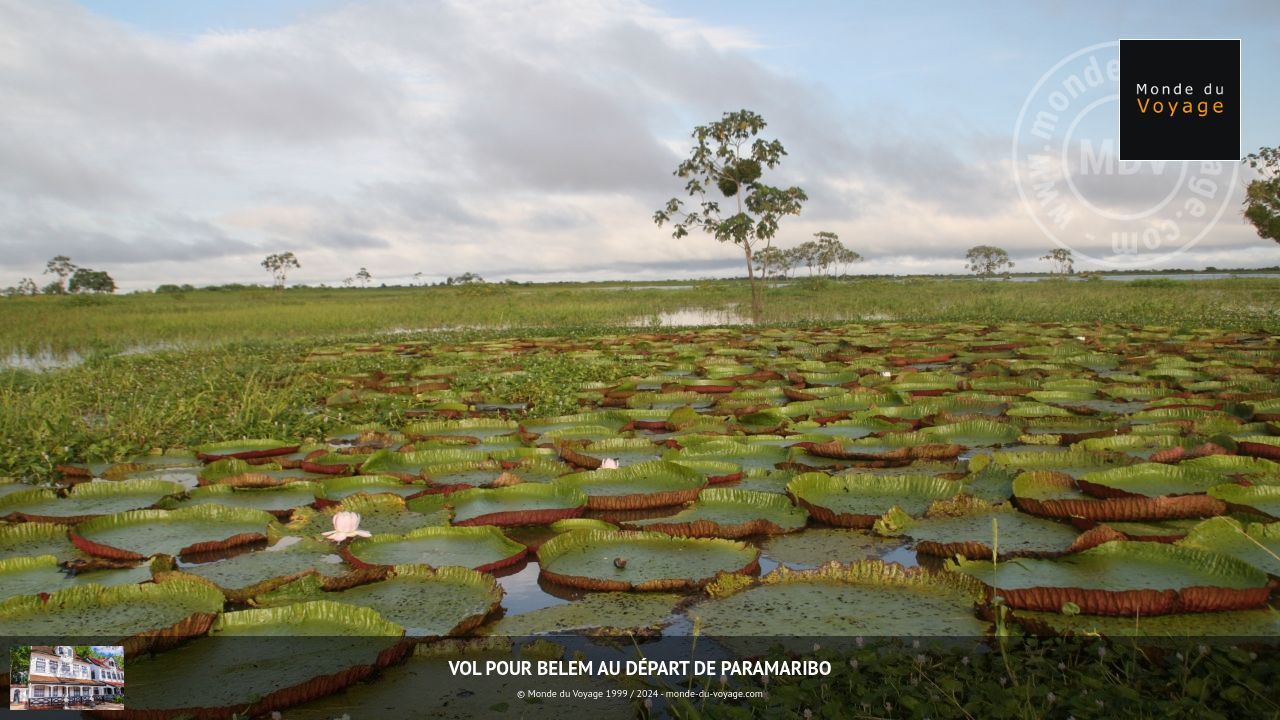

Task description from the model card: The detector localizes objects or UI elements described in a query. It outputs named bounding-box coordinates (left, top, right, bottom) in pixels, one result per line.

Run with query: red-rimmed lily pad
left=0, top=554, right=152, bottom=602
left=553, top=460, right=707, bottom=510
left=1077, top=463, right=1223, bottom=498
left=253, top=564, right=502, bottom=637
left=322, top=474, right=429, bottom=500
left=1013, top=470, right=1226, bottom=521
left=408, top=483, right=587, bottom=526
left=949, top=540, right=1272, bottom=615
left=786, top=472, right=962, bottom=528
left=343, top=526, right=527, bottom=573
left=71, top=505, right=280, bottom=561
left=119, top=600, right=406, bottom=718
left=619, top=488, right=808, bottom=538
left=195, top=439, right=301, bottom=462
left=0, top=575, right=224, bottom=652
left=876, top=501, right=1093, bottom=559
left=688, top=560, right=987, bottom=638
left=0, top=479, right=184, bottom=523
left=1176, top=516, right=1280, bottom=577
left=157, top=536, right=349, bottom=601
left=537, top=529, right=759, bottom=591
left=171, top=481, right=325, bottom=518
left=1209, top=483, right=1280, bottom=519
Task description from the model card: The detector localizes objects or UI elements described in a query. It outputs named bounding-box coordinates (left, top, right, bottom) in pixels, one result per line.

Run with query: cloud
left=0, top=0, right=1273, bottom=292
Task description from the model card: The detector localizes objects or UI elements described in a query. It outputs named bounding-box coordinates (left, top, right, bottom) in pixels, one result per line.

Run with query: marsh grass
left=2, top=278, right=1277, bottom=358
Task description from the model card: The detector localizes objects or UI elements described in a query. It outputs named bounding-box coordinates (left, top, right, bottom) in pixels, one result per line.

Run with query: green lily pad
left=1014, top=606, right=1280, bottom=638
left=620, top=488, right=808, bottom=537
left=553, top=460, right=707, bottom=510
left=0, top=575, right=224, bottom=639
left=884, top=503, right=1083, bottom=559
left=1079, top=463, right=1223, bottom=497
left=0, top=522, right=76, bottom=562
left=917, top=420, right=1020, bottom=446
left=537, top=529, right=758, bottom=591
left=1209, top=484, right=1280, bottom=519
left=950, top=540, right=1271, bottom=615
left=786, top=472, right=962, bottom=528
left=173, top=481, right=324, bottom=514
left=345, top=526, right=526, bottom=573
left=255, top=564, right=501, bottom=637
left=0, top=554, right=152, bottom=602
left=688, top=561, right=987, bottom=637
left=408, top=483, right=587, bottom=527
left=170, top=537, right=349, bottom=600
left=761, top=529, right=901, bottom=569
left=121, top=601, right=403, bottom=714
left=488, top=592, right=683, bottom=635
left=0, top=479, right=184, bottom=521
left=72, top=505, right=279, bottom=560
left=1177, top=517, right=1280, bottom=576
left=291, top=494, right=450, bottom=537
left=322, top=474, right=429, bottom=500
left=194, top=439, right=301, bottom=461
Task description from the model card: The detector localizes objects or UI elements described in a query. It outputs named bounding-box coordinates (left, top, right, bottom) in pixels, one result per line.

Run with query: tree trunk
left=743, top=244, right=762, bottom=323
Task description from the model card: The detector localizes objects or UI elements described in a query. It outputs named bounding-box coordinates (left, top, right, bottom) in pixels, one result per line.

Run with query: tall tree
left=1040, top=248, right=1074, bottom=274
left=261, top=252, right=300, bottom=290
left=1243, top=147, right=1280, bottom=244
left=43, top=255, right=77, bottom=294
left=10, top=645, right=30, bottom=686
left=654, top=110, right=807, bottom=322
left=752, top=246, right=787, bottom=279
left=965, top=245, right=1014, bottom=277
left=355, top=267, right=372, bottom=287
left=68, top=268, right=116, bottom=294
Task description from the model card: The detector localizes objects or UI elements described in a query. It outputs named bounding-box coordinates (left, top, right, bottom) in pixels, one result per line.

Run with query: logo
left=1012, top=41, right=1239, bottom=267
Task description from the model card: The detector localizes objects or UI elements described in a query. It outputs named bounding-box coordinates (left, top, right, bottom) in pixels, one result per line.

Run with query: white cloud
left=0, top=0, right=1271, bottom=292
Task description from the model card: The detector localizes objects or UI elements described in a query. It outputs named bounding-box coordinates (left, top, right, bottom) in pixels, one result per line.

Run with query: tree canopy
left=1244, top=147, right=1280, bottom=244
left=654, top=109, right=807, bottom=321
left=965, top=245, right=1014, bottom=277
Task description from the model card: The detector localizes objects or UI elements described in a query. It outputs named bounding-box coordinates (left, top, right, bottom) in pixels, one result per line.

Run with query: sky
left=1, top=0, right=1278, bottom=291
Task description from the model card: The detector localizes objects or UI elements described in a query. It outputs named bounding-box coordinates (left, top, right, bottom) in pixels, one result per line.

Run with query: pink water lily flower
left=601, top=458, right=620, bottom=469
left=322, top=511, right=372, bottom=542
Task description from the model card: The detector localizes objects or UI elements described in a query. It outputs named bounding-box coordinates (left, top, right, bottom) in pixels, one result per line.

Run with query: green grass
left=2, top=277, right=1278, bottom=358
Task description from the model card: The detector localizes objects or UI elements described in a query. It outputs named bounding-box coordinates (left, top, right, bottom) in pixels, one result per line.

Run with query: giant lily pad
left=761, top=529, right=901, bottom=569
left=0, top=576, right=224, bottom=650
left=880, top=502, right=1088, bottom=559
left=0, top=554, right=152, bottom=602
left=1078, top=463, right=1223, bottom=498
left=688, top=561, right=987, bottom=637
left=344, top=526, right=526, bottom=573
left=0, top=479, right=184, bottom=523
left=1013, top=606, right=1280, bottom=638
left=949, top=540, right=1272, bottom=615
left=620, top=488, right=808, bottom=538
left=254, top=564, right=502, bottom=637
left=195, top=439, right=301, bottom=461
left=537, top=530, right=759, bottom=591
left=1177, top=517, right=1280, bottom=576
left=786, top=472, right=962, bottom=528
left=1013, top=470, right=1226, bottom=521
left=71, top=505, right=279, bottom=561
left=322, top=474, right=429, bottom=500
left=161, top=536, right=349, bottom=601
left=0, top=522, right=75, bottom=562
left=553, top=460, right=707, bottom=510
left=408, top=483, right=587, bottom=526
left=291, top=494, right=450, bottom=537
left=172, top=481, right=324, bottom=517
left=121, top=601, right=405, bottom=717
left=487, top=592, right=683, bottom=636
left=1209, top=483, right=1280, bottom=519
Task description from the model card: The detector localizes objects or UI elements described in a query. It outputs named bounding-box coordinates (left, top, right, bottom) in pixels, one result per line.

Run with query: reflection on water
left=629, top=307, right=750, bottom=327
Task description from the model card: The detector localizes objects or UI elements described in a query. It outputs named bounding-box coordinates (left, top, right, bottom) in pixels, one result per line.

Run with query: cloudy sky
left=2, top=0, right=1279, bottom=290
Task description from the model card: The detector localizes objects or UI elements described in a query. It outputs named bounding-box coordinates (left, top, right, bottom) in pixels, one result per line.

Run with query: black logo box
left=1119, top=39, right=1240, bottom=162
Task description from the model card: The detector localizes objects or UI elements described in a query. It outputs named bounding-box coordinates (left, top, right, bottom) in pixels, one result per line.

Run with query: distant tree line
left=2, top=255, right=116, bottom=297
